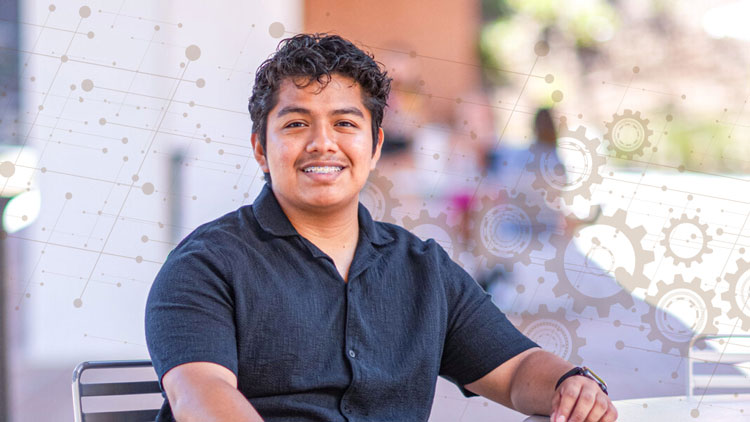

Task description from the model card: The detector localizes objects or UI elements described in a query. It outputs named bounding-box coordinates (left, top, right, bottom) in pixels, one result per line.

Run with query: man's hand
left=550, top=375, right=617, bottom=422
left=464, top=349, right=618, bottom=421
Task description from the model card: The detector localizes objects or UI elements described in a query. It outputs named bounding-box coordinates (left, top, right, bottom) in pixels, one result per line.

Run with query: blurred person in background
left=374, top=43, right=438, bottom=216
left=145, top=33, right=617, bottom=422
left=478, top=107, right=568, bottom=292
left=419, top=89, right=502, bottom=266
left=377, top=43, right=425, bottom=162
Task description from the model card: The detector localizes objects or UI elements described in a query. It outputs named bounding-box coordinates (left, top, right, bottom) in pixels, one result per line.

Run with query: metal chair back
left=72, top=360, right=162, bottom=422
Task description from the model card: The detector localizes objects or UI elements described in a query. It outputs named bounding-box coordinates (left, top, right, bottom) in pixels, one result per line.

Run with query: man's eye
left=285, top=122, right=305, bottom=128
left=337, top=121, right=356, bottom=127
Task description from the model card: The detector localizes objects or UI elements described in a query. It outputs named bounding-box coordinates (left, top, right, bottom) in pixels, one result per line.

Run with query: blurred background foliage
left=478, top=0, right=750, bottom=174
left=479, top=0, right=619, bottom=84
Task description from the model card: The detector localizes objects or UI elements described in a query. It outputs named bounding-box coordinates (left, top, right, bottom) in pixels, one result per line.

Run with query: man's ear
left=370, top=127, right=385, bottom=170
left=251, top=133, right=269, bottom=172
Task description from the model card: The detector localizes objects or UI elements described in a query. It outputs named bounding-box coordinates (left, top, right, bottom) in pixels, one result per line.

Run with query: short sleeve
left=145, top=240, right=238, bottom=391
left=438, top=247, right=539, bottom=397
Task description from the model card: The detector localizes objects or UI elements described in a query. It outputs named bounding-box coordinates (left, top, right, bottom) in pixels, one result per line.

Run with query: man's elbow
left=171, top=379, right=252, bottom=422
left=162, top=362, right=261, bottom=422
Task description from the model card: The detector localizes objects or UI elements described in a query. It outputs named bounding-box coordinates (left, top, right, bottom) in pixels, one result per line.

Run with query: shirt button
left=348, top=349, right=356, bottom=358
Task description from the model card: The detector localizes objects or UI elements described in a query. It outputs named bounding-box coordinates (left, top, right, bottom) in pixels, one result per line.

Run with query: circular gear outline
left=721, top=257, right=750, bottom=331
left=660, top=213, right=713, bottom=268
left=603, top=109, right=653, bottom=160
left=547, top=206, right=655, bottom=317
left=641, top=274, right=721, bottom=356
left=526, top=121, right=606, bottom=206
left=402, top=208, right=462, bottom=261
left=360, top=169, right=402, bottom=224
left=518, top=304, right=586, bottom=365
left=469, top=190, right=544, bottom=273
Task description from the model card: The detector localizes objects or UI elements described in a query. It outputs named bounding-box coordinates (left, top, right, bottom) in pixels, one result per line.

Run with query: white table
left=522, top=394, right=750, bottom=421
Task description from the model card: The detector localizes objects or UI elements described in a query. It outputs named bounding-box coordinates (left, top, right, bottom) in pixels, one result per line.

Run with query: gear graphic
left=469, top=190, right=544, bottom=272
left=359, top=169, right=402, bottom=224
left=526, top=120, right=606, bottom=206
left=547, top=207, right=655, bottom=317
left=721, top=257, right=750, bottom=331
left=518, top=304, right=586, bottom=365
left=641, top=275, right=721, bottom=356
left=660, top=214, right=713, bottom=268
left=603, top=109, right=653, bottom=160
left=402, top=209, right=462, bottom=261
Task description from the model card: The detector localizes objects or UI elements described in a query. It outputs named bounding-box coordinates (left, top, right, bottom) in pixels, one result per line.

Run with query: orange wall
left=303, top=0, right=481, bottom=121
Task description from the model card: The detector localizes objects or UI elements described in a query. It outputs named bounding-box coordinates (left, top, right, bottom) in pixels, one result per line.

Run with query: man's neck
left=275, top=196, right=361, bottom=281
left=285, top=203, right=360, bottom=245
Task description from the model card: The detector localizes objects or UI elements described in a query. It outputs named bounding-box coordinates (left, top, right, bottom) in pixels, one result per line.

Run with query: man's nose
left=305, top=123, right=337, bottom=153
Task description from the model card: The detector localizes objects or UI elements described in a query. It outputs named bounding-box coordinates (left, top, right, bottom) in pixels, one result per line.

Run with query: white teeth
left=303, top=166, right=343, bottom=174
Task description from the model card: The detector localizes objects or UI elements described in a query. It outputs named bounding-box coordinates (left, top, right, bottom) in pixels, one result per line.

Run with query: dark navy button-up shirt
left=145, top=184, right=538, bottom=421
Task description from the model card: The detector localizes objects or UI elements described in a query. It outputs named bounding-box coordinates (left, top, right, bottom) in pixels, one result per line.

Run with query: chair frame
left=72, top=360, right=162, bottom=422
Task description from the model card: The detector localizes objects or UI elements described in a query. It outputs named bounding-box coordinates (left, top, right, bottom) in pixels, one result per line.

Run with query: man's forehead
left=286, top=73, right=358, bottom=89
left=273, top=75, right=368, bottom=115
left=277, top=74, right=361, bottom=98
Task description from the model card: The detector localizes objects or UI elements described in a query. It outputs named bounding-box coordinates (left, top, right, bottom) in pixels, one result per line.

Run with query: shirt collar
left=357, top=201, right=394, bottom=246
left=252, top=184, right=394, bottom=246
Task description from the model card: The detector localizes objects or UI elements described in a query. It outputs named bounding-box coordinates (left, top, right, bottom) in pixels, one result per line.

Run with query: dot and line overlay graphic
left=0, top=3, right=749, bottom=420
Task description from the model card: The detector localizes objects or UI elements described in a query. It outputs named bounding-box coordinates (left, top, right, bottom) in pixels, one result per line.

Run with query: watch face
left=583, top=367, right=608, bottom=393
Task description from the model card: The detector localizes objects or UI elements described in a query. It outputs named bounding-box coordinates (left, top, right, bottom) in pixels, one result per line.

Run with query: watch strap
left=555, top=366, right=608, bottom=395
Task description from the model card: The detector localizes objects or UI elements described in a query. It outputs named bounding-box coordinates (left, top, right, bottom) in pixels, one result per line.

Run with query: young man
left=145, top=34, right=617, bottom=422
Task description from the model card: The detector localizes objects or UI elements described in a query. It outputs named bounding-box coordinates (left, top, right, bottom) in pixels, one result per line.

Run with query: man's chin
left=295, top=189, right=358, bottom=211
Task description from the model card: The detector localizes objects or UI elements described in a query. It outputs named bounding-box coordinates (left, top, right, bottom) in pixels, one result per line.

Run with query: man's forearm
left=509, top=349, right=575, bottom=415
left=172, top=377, right=264, bottom=422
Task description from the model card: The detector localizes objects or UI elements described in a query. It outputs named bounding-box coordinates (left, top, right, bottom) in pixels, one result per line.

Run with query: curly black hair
left=248, top=33, right=392, bottom=161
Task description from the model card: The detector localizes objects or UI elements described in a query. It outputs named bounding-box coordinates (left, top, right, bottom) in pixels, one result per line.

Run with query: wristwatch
left=555, top=366, right=608, bottom=395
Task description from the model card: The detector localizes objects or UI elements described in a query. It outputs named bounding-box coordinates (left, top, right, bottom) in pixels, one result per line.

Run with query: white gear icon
left=359, top=169, right=402, bottom=224
left=526, top=121, right=606, bottom=206
left=641, top=275, right=720, bottom=356
left=660, top=214, right=713, bottom=268
left=547, top=207, right=655, bottom=317
left=604, top=109, right=653, bottom=160
left=470, top=190, right=544, bottom=272
left=518, top=304, right=586, bottom=365
left=402, top=209, right=462, bottom=261
left=721, top=257, right=750, bottom=331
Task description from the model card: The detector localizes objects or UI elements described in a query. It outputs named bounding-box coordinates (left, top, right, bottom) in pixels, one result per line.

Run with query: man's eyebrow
left=276, top=106, right=310, bottom=117
left=331, top=107, right=364, bottom=118
left=275, top=106, right=364, bottom=118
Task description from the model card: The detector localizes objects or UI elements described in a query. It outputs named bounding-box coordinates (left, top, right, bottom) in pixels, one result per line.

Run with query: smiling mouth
left=302, top=166, right=344, bottom=174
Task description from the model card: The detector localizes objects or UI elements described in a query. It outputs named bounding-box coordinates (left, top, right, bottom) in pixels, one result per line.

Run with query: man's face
left=252, top=74, right=384, bottom=213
